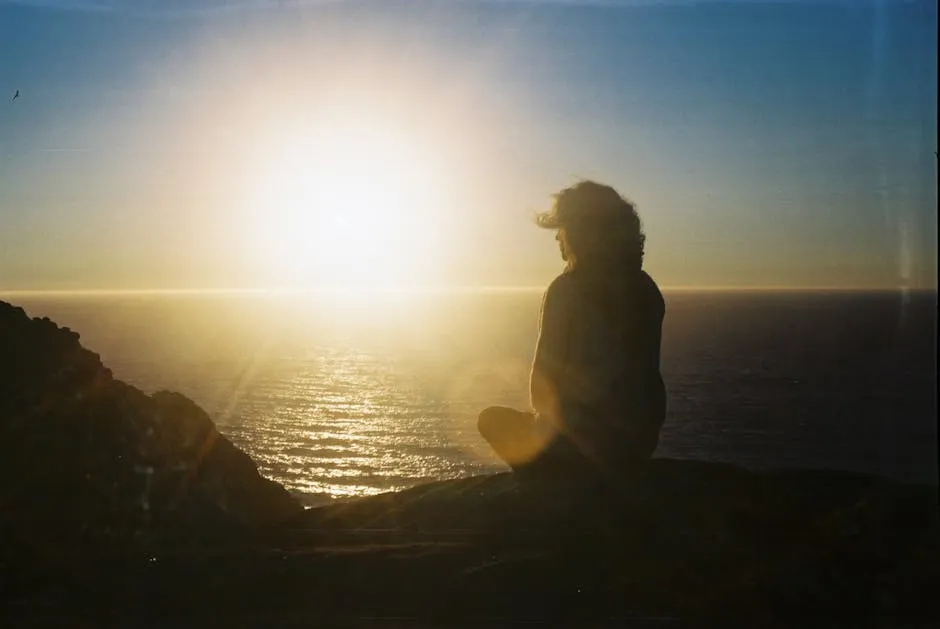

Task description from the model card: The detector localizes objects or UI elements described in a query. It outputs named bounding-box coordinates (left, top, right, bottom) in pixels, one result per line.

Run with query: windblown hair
left=536, top=180, right=646, bottom=274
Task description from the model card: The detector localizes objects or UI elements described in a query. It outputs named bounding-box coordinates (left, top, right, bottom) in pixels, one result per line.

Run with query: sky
left=0, top=0, right=936, bottom=292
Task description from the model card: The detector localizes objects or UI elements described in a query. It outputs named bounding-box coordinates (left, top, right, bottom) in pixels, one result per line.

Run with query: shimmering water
left=10, top=289, right=937, bottom=505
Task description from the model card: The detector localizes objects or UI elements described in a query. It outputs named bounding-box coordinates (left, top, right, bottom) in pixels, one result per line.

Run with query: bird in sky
left=11, top=90, right=19, bottom=102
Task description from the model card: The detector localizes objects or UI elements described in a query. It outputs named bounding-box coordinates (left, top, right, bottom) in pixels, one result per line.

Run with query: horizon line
left=2, top=284, right=936, bottom=298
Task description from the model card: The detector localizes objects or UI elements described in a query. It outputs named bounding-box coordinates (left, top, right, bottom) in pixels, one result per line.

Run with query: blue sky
left=0, top=0, right=936, bottom=291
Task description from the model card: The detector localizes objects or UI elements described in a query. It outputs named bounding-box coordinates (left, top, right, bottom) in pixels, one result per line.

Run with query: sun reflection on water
left=214, top=320, right=533, bottom=505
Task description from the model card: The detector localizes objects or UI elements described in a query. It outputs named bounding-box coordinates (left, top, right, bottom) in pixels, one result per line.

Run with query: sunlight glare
left=246, top=113, right=445, bottom=292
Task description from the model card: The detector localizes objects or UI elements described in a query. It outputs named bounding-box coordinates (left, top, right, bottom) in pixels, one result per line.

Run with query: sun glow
left=245, top=113, right=447, bottom=291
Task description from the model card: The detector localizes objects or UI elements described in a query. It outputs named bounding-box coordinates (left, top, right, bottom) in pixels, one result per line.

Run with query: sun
left=245, top=115, right=444, bottom=291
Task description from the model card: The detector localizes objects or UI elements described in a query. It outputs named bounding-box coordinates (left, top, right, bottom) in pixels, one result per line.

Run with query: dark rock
left=0, top=300, right=302, bottom=553
left=10, top=461, right=922, bottom=627
left=268, top=461, right=938, bottom=625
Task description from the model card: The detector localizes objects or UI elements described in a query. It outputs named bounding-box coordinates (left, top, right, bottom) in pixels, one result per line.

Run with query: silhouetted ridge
left=0, top=300, right=301, bottom=549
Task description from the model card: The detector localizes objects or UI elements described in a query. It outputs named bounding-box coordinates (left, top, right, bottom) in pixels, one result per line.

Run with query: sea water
left=10, top=289, right=937, bottom=505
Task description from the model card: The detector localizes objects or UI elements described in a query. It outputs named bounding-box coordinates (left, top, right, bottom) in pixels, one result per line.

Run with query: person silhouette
left=478, top=181, right=666, bottom=489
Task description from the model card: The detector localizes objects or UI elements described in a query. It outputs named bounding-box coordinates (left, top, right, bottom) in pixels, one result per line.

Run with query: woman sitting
left=478, top=181, right=666, bottom=488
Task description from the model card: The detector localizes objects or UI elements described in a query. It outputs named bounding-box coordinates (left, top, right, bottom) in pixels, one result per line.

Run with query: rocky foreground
left=1, top=300, right=937, bottom=627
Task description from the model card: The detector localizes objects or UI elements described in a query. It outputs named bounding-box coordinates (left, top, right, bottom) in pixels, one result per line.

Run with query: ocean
left=10, top=289, right=938, bottom=506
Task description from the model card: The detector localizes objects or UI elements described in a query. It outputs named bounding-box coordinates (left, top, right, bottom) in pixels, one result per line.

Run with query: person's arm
left=529, top=279, right=570, bottom=426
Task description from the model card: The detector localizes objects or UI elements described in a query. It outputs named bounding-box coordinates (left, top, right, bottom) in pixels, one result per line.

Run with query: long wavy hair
left=536, top=180, right=646, bottom=276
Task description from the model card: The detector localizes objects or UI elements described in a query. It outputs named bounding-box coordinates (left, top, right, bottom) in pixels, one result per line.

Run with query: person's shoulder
left=545, top=271, right=578, bottom=298
left=541, top=272, right=578, bottom=310
left=639, top=270, right=666, bottom=311
left=640, top=270, right=662, bottom=295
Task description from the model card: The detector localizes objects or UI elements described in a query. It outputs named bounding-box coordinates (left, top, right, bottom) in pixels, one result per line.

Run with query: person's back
left=478, top=180, right=666, bottom=486
left=551, top=268, right=666, bottom=470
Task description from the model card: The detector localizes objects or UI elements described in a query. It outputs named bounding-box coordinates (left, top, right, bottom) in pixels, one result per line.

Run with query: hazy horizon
left=2, top=284, right=938, bottom=299
left=8, top=284, right=936, bottom=497
left=2, top=0, right=937, bottom=293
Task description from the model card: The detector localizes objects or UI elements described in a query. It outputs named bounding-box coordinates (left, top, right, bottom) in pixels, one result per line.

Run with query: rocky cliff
left=0, top=300, right=302, bottom=550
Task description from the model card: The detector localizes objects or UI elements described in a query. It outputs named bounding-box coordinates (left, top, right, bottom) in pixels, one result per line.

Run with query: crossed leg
left=477, top=406, right=554, bottom=473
